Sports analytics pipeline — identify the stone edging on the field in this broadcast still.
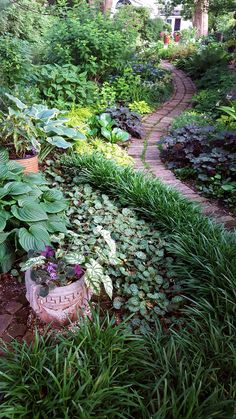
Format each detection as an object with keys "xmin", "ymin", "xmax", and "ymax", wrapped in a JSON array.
[{"xmin": 128, "ymin": 62, "xmax": 236, "ymax": 230}]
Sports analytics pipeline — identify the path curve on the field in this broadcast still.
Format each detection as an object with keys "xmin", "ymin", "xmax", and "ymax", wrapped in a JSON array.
[{"xmin": 128, "ymin": 62, "xmax": 236, "ymax": 230}]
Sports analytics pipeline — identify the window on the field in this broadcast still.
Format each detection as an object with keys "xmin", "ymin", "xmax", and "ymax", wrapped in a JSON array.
[{"xmin": 174, "ymin": 18, "xmax": 181, "ymax": 31}]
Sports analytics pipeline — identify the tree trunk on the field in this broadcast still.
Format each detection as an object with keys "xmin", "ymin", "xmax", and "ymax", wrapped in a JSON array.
[
  {"xmin": 192, "ymin": 0, "xmax": 209, "ymax": 37},
  {"xmin": 101, "ymin": 0, "xmax": 113, "ymax": 13}
]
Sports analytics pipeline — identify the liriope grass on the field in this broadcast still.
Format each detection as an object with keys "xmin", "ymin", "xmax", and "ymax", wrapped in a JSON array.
[
  {"xmin": 0, "ymin": 311, "xmax": 235, "ymax": 418},
  {"xmin": 61, "ymin": 153, "xmax": 236, "ymax": 317}
]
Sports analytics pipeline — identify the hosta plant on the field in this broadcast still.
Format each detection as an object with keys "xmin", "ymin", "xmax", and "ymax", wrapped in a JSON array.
[
  {"xmin": 21, "ymin": 244, "xmax": 114, "ymax": 299},
  {"xmin": 0, "ymin": 149, "xmax": 68, "ymax": 272},
  {"xmin": 1, "ymin": 94, "xmax": 86, "ymax": 160},
  {"xmin": 88, "ymin": 113, "xmax": 130, "ymax": 144}
]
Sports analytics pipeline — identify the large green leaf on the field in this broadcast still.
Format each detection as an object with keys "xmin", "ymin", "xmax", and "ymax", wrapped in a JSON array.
[
  {"xmin": 0, "ymin": 231, "xmax": 11, "ymax": 245},
  {"xmin": 0, "ymin": 241, "xmax": 15, "ymax": 273},
  {"xmin": 0, "ymin": 210, "xmax": 11, "ymax": 232},
  {"xmin": 11, "ymin": 204, "xmax": 48, "ymax": 222},
  {"xmin": 45, "ymin": 125, "xmax": 80, "ymax": 139},
  {"xmin": 0, "ymin": 148, "xmax": 9, "ymax": 164},
  {"xmin": 0, "ymin": 164, "xmax": 9, "ymax": 179},
  {"xmin": 46, "ymin": 136, "xmax": 72, "ymax": 149},
  {"xmin": 41, "ymin": 201, "xmax": 68, "ymax": 214},
  {"xmin": 5, "ymin": 93, "xmax": 27, "ymax": 110},
  {"xmin": 18, "ymin": 225, "xmax": 51, "ymax": 251},
  {"xmin": 33, "ymin": 217, "xmax": 67, "ymax": 233},
  {"xmin": 24, "ymin": 172, "xmax": 49, "ymax": 185},
  {"xmin": 43, "ymin": 189, "xmax": 64, "ymax": 202},
  {"xmin": 5, "ymin": 181, "xmax": 32, "ymax": 196}
]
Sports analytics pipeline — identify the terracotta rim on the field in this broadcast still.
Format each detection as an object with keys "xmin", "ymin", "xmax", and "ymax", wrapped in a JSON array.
[{"xmin": 11, "ymin": 155, "xmax": 39, "ymax": 174}]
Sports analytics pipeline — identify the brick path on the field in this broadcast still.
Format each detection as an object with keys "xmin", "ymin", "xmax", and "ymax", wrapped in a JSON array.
[{"xmin": 128, "ymin": 62, "xmax": 236, "ymax": 230}]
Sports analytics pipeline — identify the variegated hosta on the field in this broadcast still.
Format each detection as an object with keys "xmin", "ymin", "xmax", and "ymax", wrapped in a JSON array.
[{"xmin": 0, "ymin": 148, "xmax": 68, "ymax": 272}]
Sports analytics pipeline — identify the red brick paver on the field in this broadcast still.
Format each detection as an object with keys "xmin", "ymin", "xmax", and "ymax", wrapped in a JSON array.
[{"xmin": 128, "ymin": 62, "xmax": 236, "ymax": 230}]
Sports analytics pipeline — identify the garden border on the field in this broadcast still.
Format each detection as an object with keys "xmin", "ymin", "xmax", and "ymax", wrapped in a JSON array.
[{"xmin": 128, "ymin": 61, "xmax": 236, "ymax": 230}]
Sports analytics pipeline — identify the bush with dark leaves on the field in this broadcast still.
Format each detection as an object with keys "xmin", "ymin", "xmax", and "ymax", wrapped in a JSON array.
[
  {"xmin": 160, "ymin": 125, "xmax": 236, "ymax": 208},
  {"xmin": 106, "ymin": 106, "xmax": 143, "ymax": 138}
]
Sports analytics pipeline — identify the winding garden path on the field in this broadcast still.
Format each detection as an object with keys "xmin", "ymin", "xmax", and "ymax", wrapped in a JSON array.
[{"xmin": 128, "ymin": 62, "xmax": 236, "ymax": 230}]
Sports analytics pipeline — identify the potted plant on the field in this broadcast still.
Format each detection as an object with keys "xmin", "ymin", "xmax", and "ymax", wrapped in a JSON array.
[
  {"xmin": 174, "ymin": 31, "xmax": 181, "ymax": 43},
  {"xmin": 0, "ymin": 94, "xmax": 86, "ymax": 173},
  {"xmin": 0, "ymin": 99, "xmax": 40, "ymax": 173},
  {"xmin": 21, "ymin": 244, "xmax": 114, "ymax": 325},
  {"xmin": 161, "ymin": 31, "xmax": 170, "ymax": 46}
]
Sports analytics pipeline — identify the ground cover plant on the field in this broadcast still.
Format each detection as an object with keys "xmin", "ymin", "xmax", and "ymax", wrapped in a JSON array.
[
  {"xmin": 1, "ymin": 153, "xmax": 234, "ymax": 417},
  {"xmin": 45, "ymin": 161, "xmax": 183, "ymax": 332}
]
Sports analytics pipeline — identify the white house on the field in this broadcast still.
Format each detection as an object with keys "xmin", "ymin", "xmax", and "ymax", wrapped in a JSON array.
[{"xmin": 111, "ymin": 0, "xmax": 192, "ymax": 33}]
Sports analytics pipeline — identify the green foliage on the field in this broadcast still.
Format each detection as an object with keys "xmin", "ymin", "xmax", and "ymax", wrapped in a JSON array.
[
  {"xmin": 75, "ymin": 139, "xmax": 134, "ymax": 166},
  {"xmin": 43, "ymin": 5, "xmax": 138, "ymax": 80},
  {"xmin": 33, "ymin": 64, "xmax": 99, "ymax": 109},
  {"xmin": 0, "ymin": 0, "xmax": 47, "ymax": 42},
  {"xmin": 171, "ymin": 110, "xmax": 211, "ymax": 130},
  {"xmin": 160, "ymin": 125, "xmax": 236, "ymax": 209},
  {"xmin": 176, "ymin": 43, "xmax": 229, "ymax": 79},
  {"xmin": 43, "ymin": 170, "xmax": 182, "ymax": 329},
  {"xmin": 129, "ymin": 100, "xmax": 152, "ymax": 115},
  {"xmin": 0, "ymin": 35, "xmax": 30, "ymax": 87},
  {"xmin": 0, "ymin": 149, "xmax": 68, "ymax": 272},
  {"xmin": 1, "ymin": 94, "xmax": 86, "ymax": 160},
  {"xmin": 0, "ymin": 314, "xmax": 147, "ymax": 417},
  {"xmin": 62, "ymin": 153, "xmax": 236, "ymax": 319},
  {"xmin": 88, "ymin": 113, "xmax": 130, "ymax": 143}
]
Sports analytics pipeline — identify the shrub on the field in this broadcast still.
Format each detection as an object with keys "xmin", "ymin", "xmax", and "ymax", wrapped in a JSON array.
[
  {"xmin": 0, "ymin": 149, "xmax": 68, "ymax": 272},
  {"xmin": 75, "ymin": 139, "xmax": 134, "ymax": 166},
  {"xmin": 160, "ymin": 125, "xmax": 236, "ymax": 208},
  {"xmin": 106, "ymin": 106, "xmax": 143, "ymax": 138},
  {"xmin": 176, "ymin": 43, "xmax": 229, "ymax": 79},
  {"xmin": 0, "ymin": 35, "xmax": 30, "ymax": 87},
  {"xmin": 132, "ymin": 63, "xmax": 167, "ymax": 82},
  {"xmin": 171, "ymin": 111, "xmax": 211, "ymax": 130},
  {"xmin": 129, "ymin": 100, "xmax": 152, "ymax": 115},
  {"xmin": 43, "ymin": 5, "xmax": 138, "ymax": 80},
  {"xmin": 33, "ymin": 64, "xmax": 99, "ymax": 109}
]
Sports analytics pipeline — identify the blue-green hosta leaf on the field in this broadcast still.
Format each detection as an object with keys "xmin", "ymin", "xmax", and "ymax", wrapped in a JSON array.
[
  {"xmin": 0, "ymin": 164, "xmax": 9, "ymax": 179},
  {"xmin": 4, "ymin": 181, "xmax": 32, "ymax": 196},
  {"xmin": 43, "ymin": 189, "xmax": 64, "ymax": 202},
  {"xmin": 5, "ymin": 93, "xmax": 27, "ymax": 110},
  {"xmin": 18, "ymin": 225, "xmax": 51, "ymax": 251},
  {"xmin": 45, "ymin": 125, "xmax": 82, "ymax": 139},
  {"xmin": 112, "ymin": 128, "xmax": 129, "ymax": 142},
  {"xmin": 41, "ymin": 201, "xmax": 68, "ymax": 214},
  {"xmin": 32, "ymin": 216, "xmax": 68, "ymax": 233},
  {"xmin": 0, "ymin": 241, "xmax": 14, "ymax": 273},
  {"xmin": 24, "ymin": 172, "xmax": 49, "ymax": 185},
  {"xmin": 0, "ymin": 231, "xmax": 11, "ymax": 245},
  {"xmin": 0, "ymin": 148, "xmax": 9, "ymax": 164},
  {"xmin": 101, "ymin": 127, "xmax": 112, "ymax": 141},
  {"xmin": 6, "ymin": 160, "xmax": 24, "ymax": 177},
  {"xmin": 17, "ymin": 197, "xmax": 38, "ymax": 207},
  {"xmin": 46, "ymin": 136, "xmax": 72, "ymax": 149},
  {"xmin": 0, "ymin": 210, "xmax": 11, "ymax": 232},
  {"xmin": 11, "ymin": 204, "xmax": 48, "ymax": 222}
]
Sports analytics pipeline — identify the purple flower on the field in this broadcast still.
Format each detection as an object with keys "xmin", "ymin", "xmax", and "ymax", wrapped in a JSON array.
[
  {"xmin": 46, "ymin": 262, "xmax": 57, "ymax": 280},
  {"xmin": 41, "ymin": 246, "xmax": 55, "ymax": 258},
  {"xmin": 74, "ymin": 264, "xmax": 83, "ymax": 277}
]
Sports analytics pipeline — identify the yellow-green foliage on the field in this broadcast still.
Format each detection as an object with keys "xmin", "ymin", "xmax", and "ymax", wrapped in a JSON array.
[
  {"xmin": 75, "ymin": 139, "xmax": 134, "ymax": 167},
  {"xmin": 66, "ymin": 107, "xmax": 94, "ymax": 134},
  {"xmin": 129, "ymin": 100, "xmax": 152, "ymax": 115}
]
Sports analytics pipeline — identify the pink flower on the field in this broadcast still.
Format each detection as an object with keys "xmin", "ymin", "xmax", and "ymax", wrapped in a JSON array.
[
  {"xmin": 74, "ymin": 264, "xmax": 83, "ymax": 278},
  {"xmin": 41, "ymin": 246, "xmax": 55, "ymax": 258}
]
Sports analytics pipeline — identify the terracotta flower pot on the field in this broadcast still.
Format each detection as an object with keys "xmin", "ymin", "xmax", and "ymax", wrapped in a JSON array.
[
  {"xmin": 12, "ymin": 155, "xmax": 39, "ymax": 174},
  {"xmin": 174, "ymin": 34, "xmax": 181, "ymax": 43},
  {"xmin": 163, "ymin": 35, "xmax": 170, "ymax": 45},
  {"xmin": 25, "ymin": 269, "xmax": 92, "ymax": 325}
]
